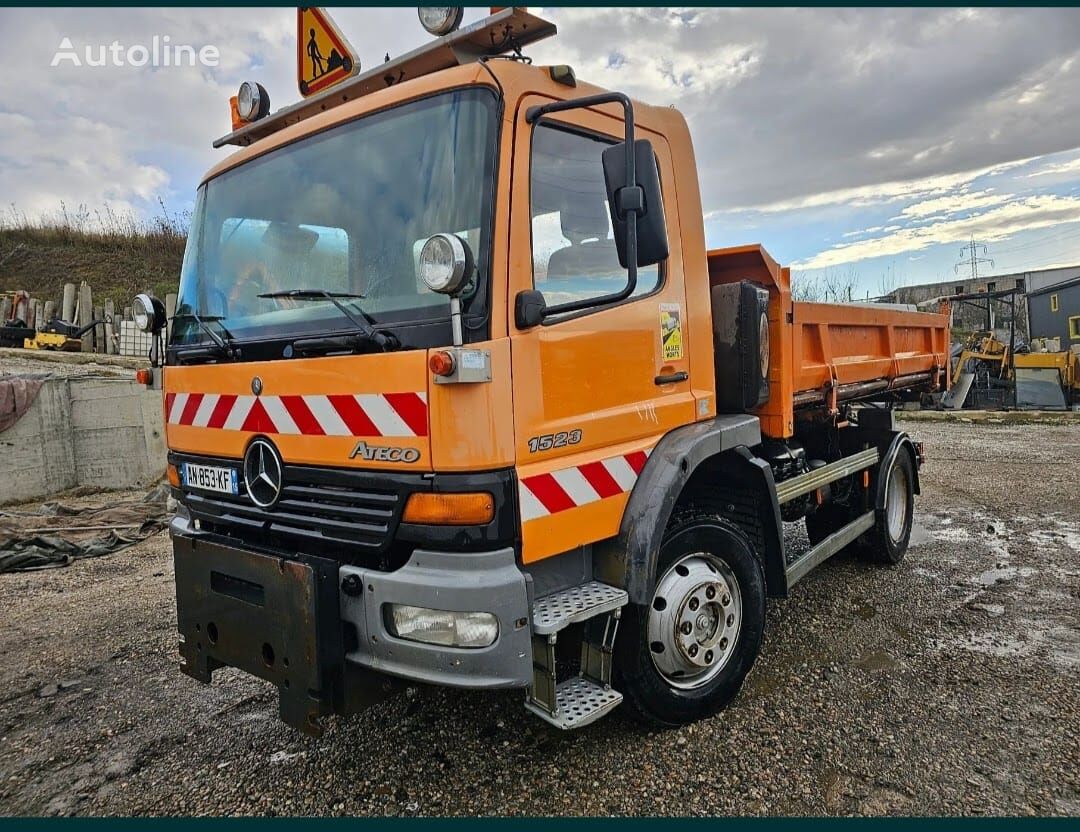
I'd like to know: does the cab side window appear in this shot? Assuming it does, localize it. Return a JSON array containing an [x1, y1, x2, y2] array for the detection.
[[530, 123, 659, 310]]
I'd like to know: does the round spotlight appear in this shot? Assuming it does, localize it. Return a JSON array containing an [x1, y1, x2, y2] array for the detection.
[[236, 81, 270, 122], [132, 293, 167, 334], [418, 7, 464, 37], [419, 233, 471, 295]]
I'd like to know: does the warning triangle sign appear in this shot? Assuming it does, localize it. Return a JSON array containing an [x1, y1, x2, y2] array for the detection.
[[297, 7, 360, 98]]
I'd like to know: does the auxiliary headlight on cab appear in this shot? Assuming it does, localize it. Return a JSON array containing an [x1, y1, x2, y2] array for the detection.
[[386, 604, 498, 648], [236, 81, 270, 123], [132, 293, 167, 334], [418, 233, 472, 295], [417, 6, 463, 37]]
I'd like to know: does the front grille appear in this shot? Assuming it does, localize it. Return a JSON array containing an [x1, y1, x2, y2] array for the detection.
[[174, 454, 422, 560]]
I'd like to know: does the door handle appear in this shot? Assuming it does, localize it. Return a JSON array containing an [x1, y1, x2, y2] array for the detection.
[[654, 371, 688, 386]]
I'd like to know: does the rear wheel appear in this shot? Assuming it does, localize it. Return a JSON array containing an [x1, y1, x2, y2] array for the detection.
[[862, 451, 914, 564], [616, 508, 765, 726]]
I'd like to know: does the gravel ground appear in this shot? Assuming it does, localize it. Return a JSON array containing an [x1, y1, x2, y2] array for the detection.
[[0, 419, 1077, 816]]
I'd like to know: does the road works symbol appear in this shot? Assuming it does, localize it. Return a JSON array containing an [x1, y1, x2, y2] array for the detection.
[[297, 7, 359, 97]]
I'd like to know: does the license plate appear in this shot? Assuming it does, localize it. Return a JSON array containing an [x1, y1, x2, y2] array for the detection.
[[183, 463, 239, 495]]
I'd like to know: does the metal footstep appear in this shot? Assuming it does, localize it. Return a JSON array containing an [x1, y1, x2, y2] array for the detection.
[[531, 580, 628, 635], [526, 580, 628, 729], [525, 675, 623, 730]]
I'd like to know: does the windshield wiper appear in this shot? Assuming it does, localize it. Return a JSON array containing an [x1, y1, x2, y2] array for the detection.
[[172, 312, 240, 361], [258, 289, 399, 353]]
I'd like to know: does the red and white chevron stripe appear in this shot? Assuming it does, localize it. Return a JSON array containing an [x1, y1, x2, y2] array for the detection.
[[164, 392, 428, 437], [519, 448, 652, 522]]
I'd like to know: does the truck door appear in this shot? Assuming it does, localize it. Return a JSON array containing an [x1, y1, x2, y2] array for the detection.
[[508, 96, 695, 565]]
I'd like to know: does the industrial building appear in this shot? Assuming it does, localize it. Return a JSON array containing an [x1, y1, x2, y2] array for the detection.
[[880, 264, 1080, 343], [1025, 269, 1080, 346]]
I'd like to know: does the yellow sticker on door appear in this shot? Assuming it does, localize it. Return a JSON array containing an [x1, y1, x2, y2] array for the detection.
[[660, 303, 683, 361]]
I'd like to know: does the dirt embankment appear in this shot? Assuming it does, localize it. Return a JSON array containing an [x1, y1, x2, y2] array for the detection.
[[0, 225, 184, 316]]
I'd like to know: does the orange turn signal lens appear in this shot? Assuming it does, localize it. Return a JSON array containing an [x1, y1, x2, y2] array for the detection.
[[136, 368, 153, 385], [166, 463, 181, 488], [402, 492, 495, 526], [429, 350, 455, 377]]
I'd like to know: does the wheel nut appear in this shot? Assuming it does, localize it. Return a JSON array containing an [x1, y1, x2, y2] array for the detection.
[[681, 621, 693, 635], [689, 597, 700, 611], [705, 650, 714, 664], [719, 637, 728, 649], [688, 644, 699, 657], [705, 585, 716, 600], [722, 594, 731, 606], [727, 614, 735, 627]]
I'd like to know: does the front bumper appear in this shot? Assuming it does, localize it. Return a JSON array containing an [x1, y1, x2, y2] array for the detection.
[[171, 518, 531, 734], [340, 548, 532, 689]]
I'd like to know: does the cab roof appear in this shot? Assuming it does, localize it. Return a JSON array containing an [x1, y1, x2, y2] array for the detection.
[[212, 8, 556, 150]]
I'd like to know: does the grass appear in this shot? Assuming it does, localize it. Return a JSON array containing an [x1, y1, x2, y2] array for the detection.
[[0, 201, 188, 318]]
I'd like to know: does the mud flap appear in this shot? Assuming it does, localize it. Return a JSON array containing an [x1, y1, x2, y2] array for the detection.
[[173, 535, 343, 736]]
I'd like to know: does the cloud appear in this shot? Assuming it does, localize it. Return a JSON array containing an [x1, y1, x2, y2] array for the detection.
[[1, 4, 1080, 284], [794, 194, 1080, 269]]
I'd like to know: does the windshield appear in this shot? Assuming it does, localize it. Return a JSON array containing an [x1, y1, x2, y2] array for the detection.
[[172, 88, 498, 355]]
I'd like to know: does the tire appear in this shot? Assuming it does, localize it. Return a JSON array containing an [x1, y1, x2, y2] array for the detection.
[[861, 450, 914, 565], [615, 507, 766, 726]]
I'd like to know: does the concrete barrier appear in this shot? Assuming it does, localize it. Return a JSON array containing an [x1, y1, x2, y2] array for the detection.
[[0, 375, 166, 505]]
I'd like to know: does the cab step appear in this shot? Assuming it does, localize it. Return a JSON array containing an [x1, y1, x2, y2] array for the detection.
[[531, 580, 628, 635], [524, 675, 623, 730], [526, 580, 628, 729]]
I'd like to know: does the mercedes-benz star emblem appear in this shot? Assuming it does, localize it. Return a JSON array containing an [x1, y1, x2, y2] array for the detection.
[[243, 438, 283, 508], [251, 376, 263, 396]]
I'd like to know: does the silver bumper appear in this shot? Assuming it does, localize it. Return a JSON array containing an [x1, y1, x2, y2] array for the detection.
[[339, 546, 533, 689]]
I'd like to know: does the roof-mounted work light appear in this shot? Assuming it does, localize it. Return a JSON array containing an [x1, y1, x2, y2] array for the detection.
[[418, 7, 463, 37], [236, 81, 270, 123]]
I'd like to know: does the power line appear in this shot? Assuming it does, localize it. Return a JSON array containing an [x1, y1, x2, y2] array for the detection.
[[987, 226, 1080, 256], [955, 237, 994, 282]]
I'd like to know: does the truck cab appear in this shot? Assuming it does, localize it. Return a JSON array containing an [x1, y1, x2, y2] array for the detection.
[[154, 9, 947, 734]]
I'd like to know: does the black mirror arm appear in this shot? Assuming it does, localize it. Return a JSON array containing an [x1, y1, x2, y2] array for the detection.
[[525, 93, 640, 319]]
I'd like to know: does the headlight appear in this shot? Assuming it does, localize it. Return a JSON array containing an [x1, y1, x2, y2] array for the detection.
[[417, 6, 463, 36], [132, 293, 165, 334], [385, 604, 498, 648], [419, 233, 471, 295], [236, 81, 269, 122]]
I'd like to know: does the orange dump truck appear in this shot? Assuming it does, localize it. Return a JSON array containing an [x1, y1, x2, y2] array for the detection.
[[138, 9, 948, 734]]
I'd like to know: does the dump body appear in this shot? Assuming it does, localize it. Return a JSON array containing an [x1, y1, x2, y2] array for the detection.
[[706, 245, 948, 437]]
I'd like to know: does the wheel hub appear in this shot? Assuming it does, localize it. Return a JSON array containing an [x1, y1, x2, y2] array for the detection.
[[648, 553, 743, 689]]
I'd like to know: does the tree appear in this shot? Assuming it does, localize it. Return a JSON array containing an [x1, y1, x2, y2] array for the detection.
[[791, 266, 860, 303]]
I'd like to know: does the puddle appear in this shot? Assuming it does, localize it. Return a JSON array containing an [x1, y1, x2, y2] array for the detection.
[[909, 522, 932, 548], [947, 631, 1034, 660], [938, 621, 1080, 670], [854, 650, 898, 672], [969, 564, 1034, 588]]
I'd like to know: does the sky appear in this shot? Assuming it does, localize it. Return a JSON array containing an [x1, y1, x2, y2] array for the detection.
[[2, 6, 1080, 297]]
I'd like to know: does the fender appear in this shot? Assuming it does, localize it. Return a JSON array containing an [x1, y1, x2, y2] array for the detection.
[[595, 415, 788, 604], [874, 431, 921, 511]]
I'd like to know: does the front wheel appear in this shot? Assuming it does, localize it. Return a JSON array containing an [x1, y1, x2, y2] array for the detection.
[[615, 508, 766, 726]]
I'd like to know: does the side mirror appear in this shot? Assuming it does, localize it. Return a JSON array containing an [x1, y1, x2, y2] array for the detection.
[[602, 139, 668, 269], [515, 289, 547, 329]]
